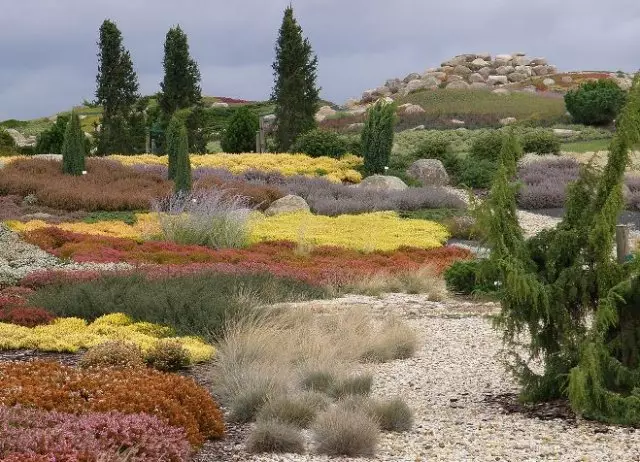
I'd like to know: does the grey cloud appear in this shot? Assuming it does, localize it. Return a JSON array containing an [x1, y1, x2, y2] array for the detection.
[[2, 0, 640, 120]]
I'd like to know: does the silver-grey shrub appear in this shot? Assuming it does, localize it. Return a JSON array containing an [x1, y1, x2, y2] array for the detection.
[[153, 189, 251, 248]]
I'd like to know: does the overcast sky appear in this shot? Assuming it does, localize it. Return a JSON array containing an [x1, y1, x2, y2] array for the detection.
[[2, 0, 640, 120]]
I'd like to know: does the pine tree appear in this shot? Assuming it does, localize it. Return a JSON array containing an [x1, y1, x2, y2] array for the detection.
[[62, 112, 86, 176], [361, 101, 395, 175], [95, 19, 141, 155], [173, 123, 192, 194], [271, 6, 320, 151], [221, 106, 259, 153]]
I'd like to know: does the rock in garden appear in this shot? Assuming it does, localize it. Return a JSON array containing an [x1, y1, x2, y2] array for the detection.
[[514, 65, 533, 77], [469, 73, 485, 83], [453, 65, 473, 76], [358, 175, 408, 191], [385, 78, 403, 93], [265, 195, 310, 216], [513, 56, 531, 66], [361, 89, 377, 103], [446, 81, 470, 90], [552, 128, 577, 138], [447, 74, 464, 83], [496, 65, 515, 75], [315, 106, 337, 122], [404, 79, 427, 94], [403, 72, 421, 83], [487, 75, 508, 86], [561, 75, 573, 84], [543, 78, 556, 86], [422, 75, 441, 88], [492, 88, 511, 95], [507, 72, 529, 82], [478, 67, 494, 79], [451, 119, 466, 125], [470, 82, 488, 90], [402, 104, 426, 115], [530, 57, 548, 66], [211, 102, 229, 108], [407, 159, 449, 186], [500, 117, 517, 125]]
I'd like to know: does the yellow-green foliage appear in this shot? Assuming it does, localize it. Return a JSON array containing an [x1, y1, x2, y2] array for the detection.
[[0, 313, 214, 362], [107, 153, 363, 183], [249, 211, 449, 252]]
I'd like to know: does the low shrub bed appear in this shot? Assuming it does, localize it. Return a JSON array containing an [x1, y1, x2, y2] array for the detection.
[[28, 272, 329, 341], [109, 153, 363, 183], [0, 158, 171, 211], [0, 405, 192, 461], [250, 211, 450, 251], [0, 312, 214, 362], [20, 231, 471, 288], [0, 361, 225, 446]]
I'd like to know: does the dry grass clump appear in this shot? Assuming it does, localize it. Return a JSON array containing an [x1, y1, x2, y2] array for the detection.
[[312, 403, 379, 457], [210, 306, 416, 456], [79, 340, 145, 369], [347, 266, 447, 299], [368, 397, 414, 432], [246, 420, 305, 454]]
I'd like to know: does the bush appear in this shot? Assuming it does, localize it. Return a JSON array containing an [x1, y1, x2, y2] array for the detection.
[[0, 406, 192, 461], [368, 398, 414, 432], [0, 158, 170, 211], [154, 189, 250, 249], [246, 419, 305, 454], [362, 101, 395, 175], [565, 79, 627, 126], [521, 130, 561, 154], [301, 370, 337, 393], [444, 260, 483, 295], [257, 392, 329, 428], [457, 157, 496, 189], [0, 361, 225, 446], [291, 128, 349, 159], [79, 340, 145, 369], [443, 215, 476, 240], [29, 272, 327, 342], [0, 127, 17, 155], [35, 115, 69, 154], [0, 306, 55, 327], [470, 131, 504, 162], [517, 157, 581, 209], [313, 404, 379, 457], [329, 374, 373, 398], [221, 106, 259, 153], [145, 339, 191, 371]]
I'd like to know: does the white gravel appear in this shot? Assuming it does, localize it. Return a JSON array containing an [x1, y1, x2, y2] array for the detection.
[[201, 294, 640, 461]]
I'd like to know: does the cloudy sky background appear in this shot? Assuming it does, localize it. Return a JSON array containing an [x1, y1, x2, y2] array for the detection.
[[2, 0, 640, 120]]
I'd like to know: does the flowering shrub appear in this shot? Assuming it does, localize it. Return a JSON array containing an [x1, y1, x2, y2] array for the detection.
[[20, 234, 470, 288], [250, 211, 449, 251], [108, 153, 363, 183], [0, 312, 214, 362], [0, 405, 192, 461], [0, 306, 55, 327], [0, 361, 225, 446], [0, 158, 171, 211]]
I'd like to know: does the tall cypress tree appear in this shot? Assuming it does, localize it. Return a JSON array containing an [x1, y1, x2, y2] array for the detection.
[[62, 112, 86, 176], [173, 124, 192, 194], [158, 26, 203, 153], [271, 6, 320, 151], [95, 19, 141, 155], [361, 101, 395, 175]]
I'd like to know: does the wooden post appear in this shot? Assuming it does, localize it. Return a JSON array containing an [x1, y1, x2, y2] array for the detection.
[[616, 225, 630, 263], [255, 130, 261, 153]]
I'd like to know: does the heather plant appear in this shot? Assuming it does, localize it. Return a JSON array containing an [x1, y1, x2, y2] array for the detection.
[[480, 74, 640, 424], [0, 406, 192, 461], [145, 339, 191, 371], [0, 306, 55, 327], [79, 340, 145, 369], [154, 189, 250, 249]]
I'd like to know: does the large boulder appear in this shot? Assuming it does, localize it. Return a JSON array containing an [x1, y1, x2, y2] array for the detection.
[[478, 67, 494, 79], [514, 65, 533, 77], [211, 102, 229, 108], [530, 57, 548, 66], [403, 79, 427, 95], [403, 72, 421, 83], [373, 86, 392, 97], [358, 175, 408, 191], [385, 78, 403, 93], [447, 74, 464, 83], [470, 82, 488, 90], [402, 104, 425, 115], [513, 56, 531, 66], [361, 89, 377, 103], [487, 75, 509, 86], [407, 159, 449, 186], [421, 75, 441, 89], [446, 80, 470, 90], [315, 105, 337, 122], [469, 73, 485, 83], [532, 65, 552, 76], [453, 65, 473, 76], [423, 71, 447, 81], [469, 58, 490, 70], [442, 55, 469, 67], [496, 65, 515, 75], [265, 195, 310, 216], [543, 78, 556, 86], [508, 72, 529, 82]]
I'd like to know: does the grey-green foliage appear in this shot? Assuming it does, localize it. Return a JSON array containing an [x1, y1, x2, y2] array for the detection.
[[362, 101, 395, 175], [480, 74, 640, 424], [61, 112, 86, 175]]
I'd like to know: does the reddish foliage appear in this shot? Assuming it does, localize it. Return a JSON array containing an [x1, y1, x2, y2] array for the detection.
[[0, 306, 56, 327], [0, 158, 171, 211], [194, 176, 284, 210], [214, 96, 253, 104], [20, 228, 472, 288], [0, 361, 225, 447]]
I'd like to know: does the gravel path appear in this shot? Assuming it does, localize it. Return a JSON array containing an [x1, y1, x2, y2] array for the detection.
[[197, 295, 640, 462]]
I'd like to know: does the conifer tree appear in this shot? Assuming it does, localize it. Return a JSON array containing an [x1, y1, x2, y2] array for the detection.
[[95, 19, 141, 155], [271, 6, 320, 151], [480, 75, 640, 424], [62, 112, 86, 175], [221, 106, 259, 153], [361, 101, 395, 175], [173, 124, 192, 194]]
